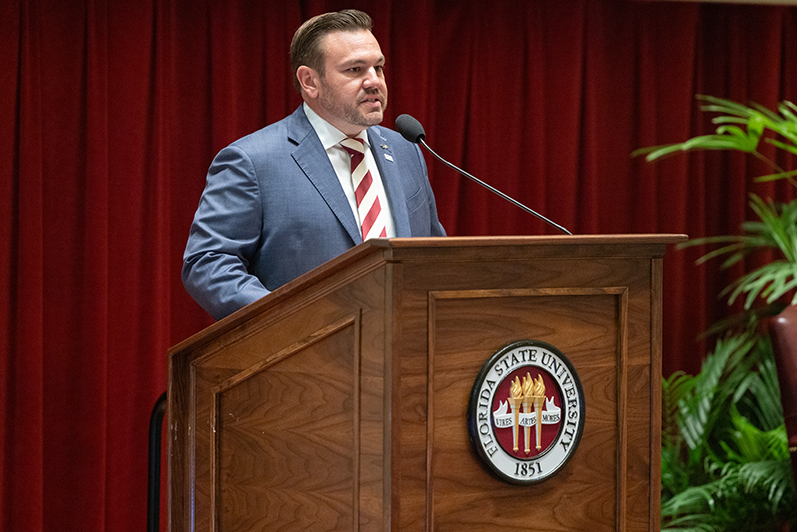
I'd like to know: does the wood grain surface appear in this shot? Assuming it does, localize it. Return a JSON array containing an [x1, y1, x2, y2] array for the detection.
[[169, 236, 683, 531]]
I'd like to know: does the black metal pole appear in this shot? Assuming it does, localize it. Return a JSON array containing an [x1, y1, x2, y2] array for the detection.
[[147, 392, 167, 532]]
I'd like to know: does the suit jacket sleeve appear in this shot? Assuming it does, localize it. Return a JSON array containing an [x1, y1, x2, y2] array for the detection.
[[182, 144, 270, 320]]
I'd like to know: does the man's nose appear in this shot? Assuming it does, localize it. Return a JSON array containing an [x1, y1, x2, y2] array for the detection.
[[363, 67, 383, 87]]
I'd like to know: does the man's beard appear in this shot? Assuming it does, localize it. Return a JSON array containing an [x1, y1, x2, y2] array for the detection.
[[319, 80, 386, 129]]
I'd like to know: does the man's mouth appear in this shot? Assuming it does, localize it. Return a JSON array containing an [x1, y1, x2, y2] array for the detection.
[[361, 95, 383, 107]]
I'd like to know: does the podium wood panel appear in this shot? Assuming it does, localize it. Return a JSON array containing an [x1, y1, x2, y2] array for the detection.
[[169, 235, 684, 532]]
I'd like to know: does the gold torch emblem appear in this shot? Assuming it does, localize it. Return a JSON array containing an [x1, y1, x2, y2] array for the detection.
[[508, 373, 546, 453], [523, 373, 546, 453], [508, 376, 524, 452]]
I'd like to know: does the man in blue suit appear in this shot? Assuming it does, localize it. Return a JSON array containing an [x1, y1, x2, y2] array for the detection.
[[182, 9, 446, 320]]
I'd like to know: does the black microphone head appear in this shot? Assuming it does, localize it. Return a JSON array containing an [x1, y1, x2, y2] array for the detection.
[[396, 114, 426, 144]]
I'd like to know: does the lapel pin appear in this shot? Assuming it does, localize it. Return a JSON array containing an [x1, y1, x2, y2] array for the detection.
[[384, 153, 394, 162]]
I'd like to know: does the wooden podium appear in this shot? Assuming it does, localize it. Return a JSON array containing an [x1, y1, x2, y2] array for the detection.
[[168, 235, 685, 532]]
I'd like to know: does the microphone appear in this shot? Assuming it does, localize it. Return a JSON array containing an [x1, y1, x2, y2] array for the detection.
[[395, 114, 572, 236]]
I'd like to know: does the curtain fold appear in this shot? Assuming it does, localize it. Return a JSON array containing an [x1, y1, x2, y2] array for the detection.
[[4, 1, 46, 530], [4, 1, 797, 530]]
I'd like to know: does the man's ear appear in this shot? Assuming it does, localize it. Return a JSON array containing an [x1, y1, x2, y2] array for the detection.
[[296, 66, 320, 99]]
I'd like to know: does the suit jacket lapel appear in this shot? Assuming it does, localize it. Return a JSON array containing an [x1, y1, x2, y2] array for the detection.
[[369, 127, 411, 237], [287, 107, 362, 245]]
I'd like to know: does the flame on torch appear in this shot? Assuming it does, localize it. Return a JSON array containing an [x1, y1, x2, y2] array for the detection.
[[511, 376, 523, 399], [532, 374, 545, 396]]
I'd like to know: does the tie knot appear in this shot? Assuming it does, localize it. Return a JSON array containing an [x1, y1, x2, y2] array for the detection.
[[340, 137, 365, 155]]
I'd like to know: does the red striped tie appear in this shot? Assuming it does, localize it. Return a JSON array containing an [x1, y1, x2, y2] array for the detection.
[[341, 137, 387, 240]]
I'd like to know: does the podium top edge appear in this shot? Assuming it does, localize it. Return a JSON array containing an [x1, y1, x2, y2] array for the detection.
[[369, 234, 688, 248]]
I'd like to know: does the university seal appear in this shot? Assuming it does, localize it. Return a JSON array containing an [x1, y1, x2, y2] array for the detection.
[[467, 340, 585, 485]]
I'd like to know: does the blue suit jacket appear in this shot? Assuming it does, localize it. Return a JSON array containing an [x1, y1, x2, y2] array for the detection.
[[182, 106, 446, 319]]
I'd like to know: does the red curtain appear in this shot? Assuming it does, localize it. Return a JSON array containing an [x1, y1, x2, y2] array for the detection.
[[3, 0, 797, 530]]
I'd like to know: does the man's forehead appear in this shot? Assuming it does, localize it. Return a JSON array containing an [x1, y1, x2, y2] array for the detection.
[[322, 30, 383, 62]]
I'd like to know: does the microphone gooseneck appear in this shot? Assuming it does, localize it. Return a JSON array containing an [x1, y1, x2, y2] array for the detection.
[[395, 114, 572, 236]]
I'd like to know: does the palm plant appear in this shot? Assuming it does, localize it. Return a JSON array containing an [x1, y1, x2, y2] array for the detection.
[[637, 96, 797, 531], [661, 332, 794, 531]]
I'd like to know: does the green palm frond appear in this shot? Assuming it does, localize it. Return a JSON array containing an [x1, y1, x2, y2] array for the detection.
[[634, 95, 797, 185], [745, 347, 787, 431], [680, 195, 797, 311], [664, 371, 697, 448], [723, 260, 797, 309], [663, 481, 722, 522], [671, 332, 758, 459], [735, 460, 793, 510], [663, 518, 725, 532], [717, 405, 788, 464], [677, 337, 733, 451], [710, 458, 794, 516]]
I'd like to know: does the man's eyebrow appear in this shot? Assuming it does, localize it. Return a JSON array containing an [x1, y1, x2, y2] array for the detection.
[[340, 55, 385, 68]]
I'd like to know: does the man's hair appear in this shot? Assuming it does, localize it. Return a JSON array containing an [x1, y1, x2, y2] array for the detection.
[[290, 9, 373, 93]]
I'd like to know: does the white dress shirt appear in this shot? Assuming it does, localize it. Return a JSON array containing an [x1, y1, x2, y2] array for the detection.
[[303, 102, 396, 239]]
